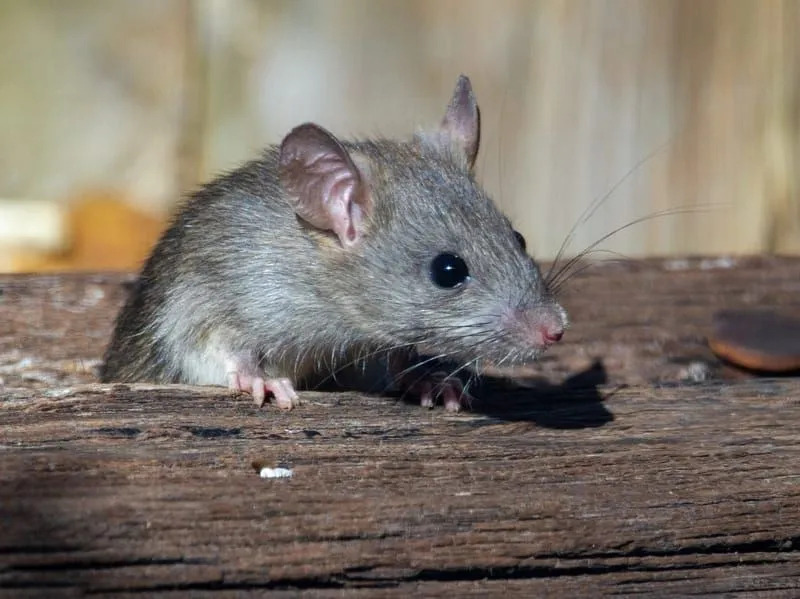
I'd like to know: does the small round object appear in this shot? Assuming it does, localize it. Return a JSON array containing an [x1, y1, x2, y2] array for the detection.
[[513, 230, 527, 251], [708, 309, 800, 372], [430, 253, 470, 288]]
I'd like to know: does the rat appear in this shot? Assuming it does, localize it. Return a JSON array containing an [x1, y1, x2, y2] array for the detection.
[[100, 75, 567, 412]]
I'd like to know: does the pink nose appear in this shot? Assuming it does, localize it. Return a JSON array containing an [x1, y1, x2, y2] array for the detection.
[[543, 329, 563, 344], [537, 323, 564, 347], [505, 306, 566, 349]]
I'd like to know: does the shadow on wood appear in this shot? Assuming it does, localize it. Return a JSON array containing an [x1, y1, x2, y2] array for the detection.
[[463, 360, 614, 429]]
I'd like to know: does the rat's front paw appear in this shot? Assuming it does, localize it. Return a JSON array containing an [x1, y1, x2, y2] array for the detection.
[[227, 371, 300, 410], [388, 353, 473, 411], [401, 370, 472, 412]]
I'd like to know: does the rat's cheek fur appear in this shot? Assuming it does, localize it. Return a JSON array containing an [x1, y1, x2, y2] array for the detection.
[[414, 292, 568, 367]]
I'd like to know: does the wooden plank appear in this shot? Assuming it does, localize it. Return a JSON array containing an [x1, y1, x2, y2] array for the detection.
[[2, 382, 799, 596], [1, 257, 800, 596]]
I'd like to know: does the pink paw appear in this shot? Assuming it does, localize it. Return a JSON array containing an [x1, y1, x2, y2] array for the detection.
[[227, 371, 300, 410], [405, 371, 472, 412]]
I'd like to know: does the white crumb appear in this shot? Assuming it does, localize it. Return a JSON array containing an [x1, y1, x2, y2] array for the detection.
[[259, 467, 293, 479]]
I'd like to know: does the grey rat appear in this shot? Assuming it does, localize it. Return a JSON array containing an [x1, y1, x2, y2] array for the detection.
[[100, 75, 567, 411]]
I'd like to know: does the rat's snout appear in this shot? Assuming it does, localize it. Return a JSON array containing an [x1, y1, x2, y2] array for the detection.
[[505, 303, 567, 351]]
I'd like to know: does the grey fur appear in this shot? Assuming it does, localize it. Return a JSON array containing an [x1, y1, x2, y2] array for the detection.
[[100, 78, 567, 393]]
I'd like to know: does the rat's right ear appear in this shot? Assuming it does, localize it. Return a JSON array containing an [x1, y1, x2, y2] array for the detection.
[[279, 123, 372, 248], [416, 75, 481, 171], [440, 75, 481, 169]]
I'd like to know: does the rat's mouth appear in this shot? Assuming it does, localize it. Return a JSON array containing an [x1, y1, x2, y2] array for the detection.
[[414, 333, 559, 372], [416, 347, 546, 372], [407, 352, 548, 384], [473, 361, 546, 378]]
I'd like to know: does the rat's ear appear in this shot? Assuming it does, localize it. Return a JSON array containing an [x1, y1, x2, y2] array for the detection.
[[439, 75, 481, 170], [279, 123, 371, 248]]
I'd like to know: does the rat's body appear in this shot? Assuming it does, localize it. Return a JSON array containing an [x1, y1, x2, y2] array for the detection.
[[101, 76, 567, 410]]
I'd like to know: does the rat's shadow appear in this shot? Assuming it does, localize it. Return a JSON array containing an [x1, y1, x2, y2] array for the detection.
[[315, 359, 615, 429], [464, 360, 615, 428]]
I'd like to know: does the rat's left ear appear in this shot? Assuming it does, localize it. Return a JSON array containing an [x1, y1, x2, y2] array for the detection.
[[279, 123, 372, 248], [438, 75, 481, 170]]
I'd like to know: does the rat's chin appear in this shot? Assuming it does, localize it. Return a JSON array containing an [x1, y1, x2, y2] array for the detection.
[[418, 347, 546, 376], [474, 362, 545, 378], [413, 340, 550, 375], [470, 350, 546, 376]]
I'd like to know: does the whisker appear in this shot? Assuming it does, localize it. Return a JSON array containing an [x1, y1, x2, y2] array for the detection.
[[546, 138, 674, 284], [546, 203, 725, 291], [392, 352, 452, 382], [547, 249, 631, 293], [549, 258, 632, 295], [310, 340, 421, 390]]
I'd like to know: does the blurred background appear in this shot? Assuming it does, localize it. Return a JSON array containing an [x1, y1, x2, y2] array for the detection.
[[1, 0, 798, 273]]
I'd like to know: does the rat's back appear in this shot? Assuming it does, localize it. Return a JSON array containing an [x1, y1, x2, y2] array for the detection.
[[100, 151, 297, 384]]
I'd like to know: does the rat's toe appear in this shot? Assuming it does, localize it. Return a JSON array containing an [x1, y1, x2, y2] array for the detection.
[[442, 385, 463, 412], [402, 372, 468, 411], [265, 377, 299, 410], [419, 381, 436, 409], [251, 377, 268, 407], [227, 371, 240, 390]]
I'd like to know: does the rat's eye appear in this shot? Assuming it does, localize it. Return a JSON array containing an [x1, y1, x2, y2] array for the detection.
[[513, 230, 527, 251], [430, 253, 470, 288]]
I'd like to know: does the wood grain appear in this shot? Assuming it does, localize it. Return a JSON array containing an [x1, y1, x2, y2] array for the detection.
[[1, 257, 799, 596]]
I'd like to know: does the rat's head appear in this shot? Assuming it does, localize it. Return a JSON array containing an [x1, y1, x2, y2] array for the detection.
[[278, 75, 567, 370]]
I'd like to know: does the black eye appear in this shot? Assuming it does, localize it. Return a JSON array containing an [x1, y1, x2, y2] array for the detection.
[[513, 230, 527, 251], [430, 253, 470, 288]]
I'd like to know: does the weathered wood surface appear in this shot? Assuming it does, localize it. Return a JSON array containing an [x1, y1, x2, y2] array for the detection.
[[2, 256, 800, 597]]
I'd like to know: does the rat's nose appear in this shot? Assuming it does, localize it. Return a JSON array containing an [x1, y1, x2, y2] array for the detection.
[[527, 304, 566, 348], [537, 322, 564, 347], [503, 303, 567, 350], [542, 327, 563, 344]]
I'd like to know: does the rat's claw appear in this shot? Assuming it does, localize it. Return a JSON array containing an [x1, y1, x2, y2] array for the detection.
[[263, 377, 300, 410], [418, 381, 436, 409], [251, 377, 267, 407], [388, 354, 471, 411], [226, 365, 299, 409], [408, 372, 470, 411], [433, 373, 469, 412], [441, 382, 463, 412]]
